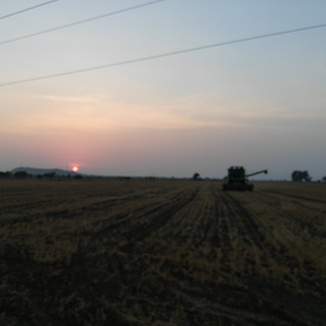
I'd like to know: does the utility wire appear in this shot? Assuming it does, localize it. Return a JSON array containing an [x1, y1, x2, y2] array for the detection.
[[0, 0, 62, 20], [1, 23, 326, 87], [0, 0, 167, 46]]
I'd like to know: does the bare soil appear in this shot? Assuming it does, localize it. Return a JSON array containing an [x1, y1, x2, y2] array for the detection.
[[0, 179, 325, 325]]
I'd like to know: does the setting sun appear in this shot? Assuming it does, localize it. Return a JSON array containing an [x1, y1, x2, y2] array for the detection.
[[72, 166, 79, 172]]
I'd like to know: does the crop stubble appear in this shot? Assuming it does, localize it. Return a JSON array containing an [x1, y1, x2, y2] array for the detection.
[[0, 179, 325, 325]]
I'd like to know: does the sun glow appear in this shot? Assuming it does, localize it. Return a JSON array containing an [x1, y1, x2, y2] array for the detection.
[[72, 166, 79, 172]]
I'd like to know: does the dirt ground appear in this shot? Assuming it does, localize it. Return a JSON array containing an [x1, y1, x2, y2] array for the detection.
[[0, 179, 325, 325]]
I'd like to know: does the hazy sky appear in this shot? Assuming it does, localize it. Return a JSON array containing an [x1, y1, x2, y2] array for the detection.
[[1, 0, 325, 179]]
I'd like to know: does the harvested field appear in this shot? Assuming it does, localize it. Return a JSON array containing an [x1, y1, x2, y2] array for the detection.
[[0, 179, 325, 325]]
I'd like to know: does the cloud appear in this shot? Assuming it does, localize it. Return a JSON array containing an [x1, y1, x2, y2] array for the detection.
[[169, 92, 326, 130], [34, 93, 106, 103]]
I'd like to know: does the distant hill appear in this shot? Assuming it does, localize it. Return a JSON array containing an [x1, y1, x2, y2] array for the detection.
[[12, 167, 80, 177]]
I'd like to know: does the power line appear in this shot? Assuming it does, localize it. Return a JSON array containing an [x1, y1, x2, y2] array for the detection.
[[1, 23, 326, 87], [0, 0, 167, 46], [0, 0, 62, 20]]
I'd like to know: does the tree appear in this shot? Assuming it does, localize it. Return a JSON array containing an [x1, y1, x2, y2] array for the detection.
[[43, 172, 56, 179], [74, 174, 83, 179], [14, 171, 28, 178], [291, 170, 311, 182], [0, 171, 12, 178], [192, 172, 200, 180]]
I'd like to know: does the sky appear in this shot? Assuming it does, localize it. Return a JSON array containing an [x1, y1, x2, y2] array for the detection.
[[1, 0, 326, 180]]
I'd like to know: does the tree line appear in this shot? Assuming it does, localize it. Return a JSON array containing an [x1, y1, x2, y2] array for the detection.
[[0, 171, 83, 179]]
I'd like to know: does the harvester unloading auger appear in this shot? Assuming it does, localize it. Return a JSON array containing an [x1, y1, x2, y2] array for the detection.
[[222, 166, 268, 191]]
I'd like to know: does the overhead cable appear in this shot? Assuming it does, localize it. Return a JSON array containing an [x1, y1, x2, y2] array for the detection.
[[0, 0, 167, 46], [0, 0, 62, 20], [1, 22, 326, 87]]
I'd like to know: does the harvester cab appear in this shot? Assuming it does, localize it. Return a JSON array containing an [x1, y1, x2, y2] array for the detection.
[[223, 166, 267, 191]]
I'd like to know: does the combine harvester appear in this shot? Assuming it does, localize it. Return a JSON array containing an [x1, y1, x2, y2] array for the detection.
[[223, 166, 268, 191]]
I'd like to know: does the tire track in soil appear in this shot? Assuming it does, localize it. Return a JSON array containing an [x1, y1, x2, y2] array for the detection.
[[198, 183, 219, 247], [2, 180, 325, 325], [208, 188, 325, 325], [88, 184, 201, 246], [263, 188, 326, 205], [128, 182, 308, 325], [215, 190, 273, 281], [126, 186, 201, 243], [210, 188, 234, 251], [256, 190, 326, 238], [224, 190, 325, 304], [170, 183, 216, 249], [222, 191, 297, 266], [220, 192, 265, 249], [138, 183, 207, 247], [132, 183, 294, 325], [173, 286, 300, 326], [234, 189, 326, 287]]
